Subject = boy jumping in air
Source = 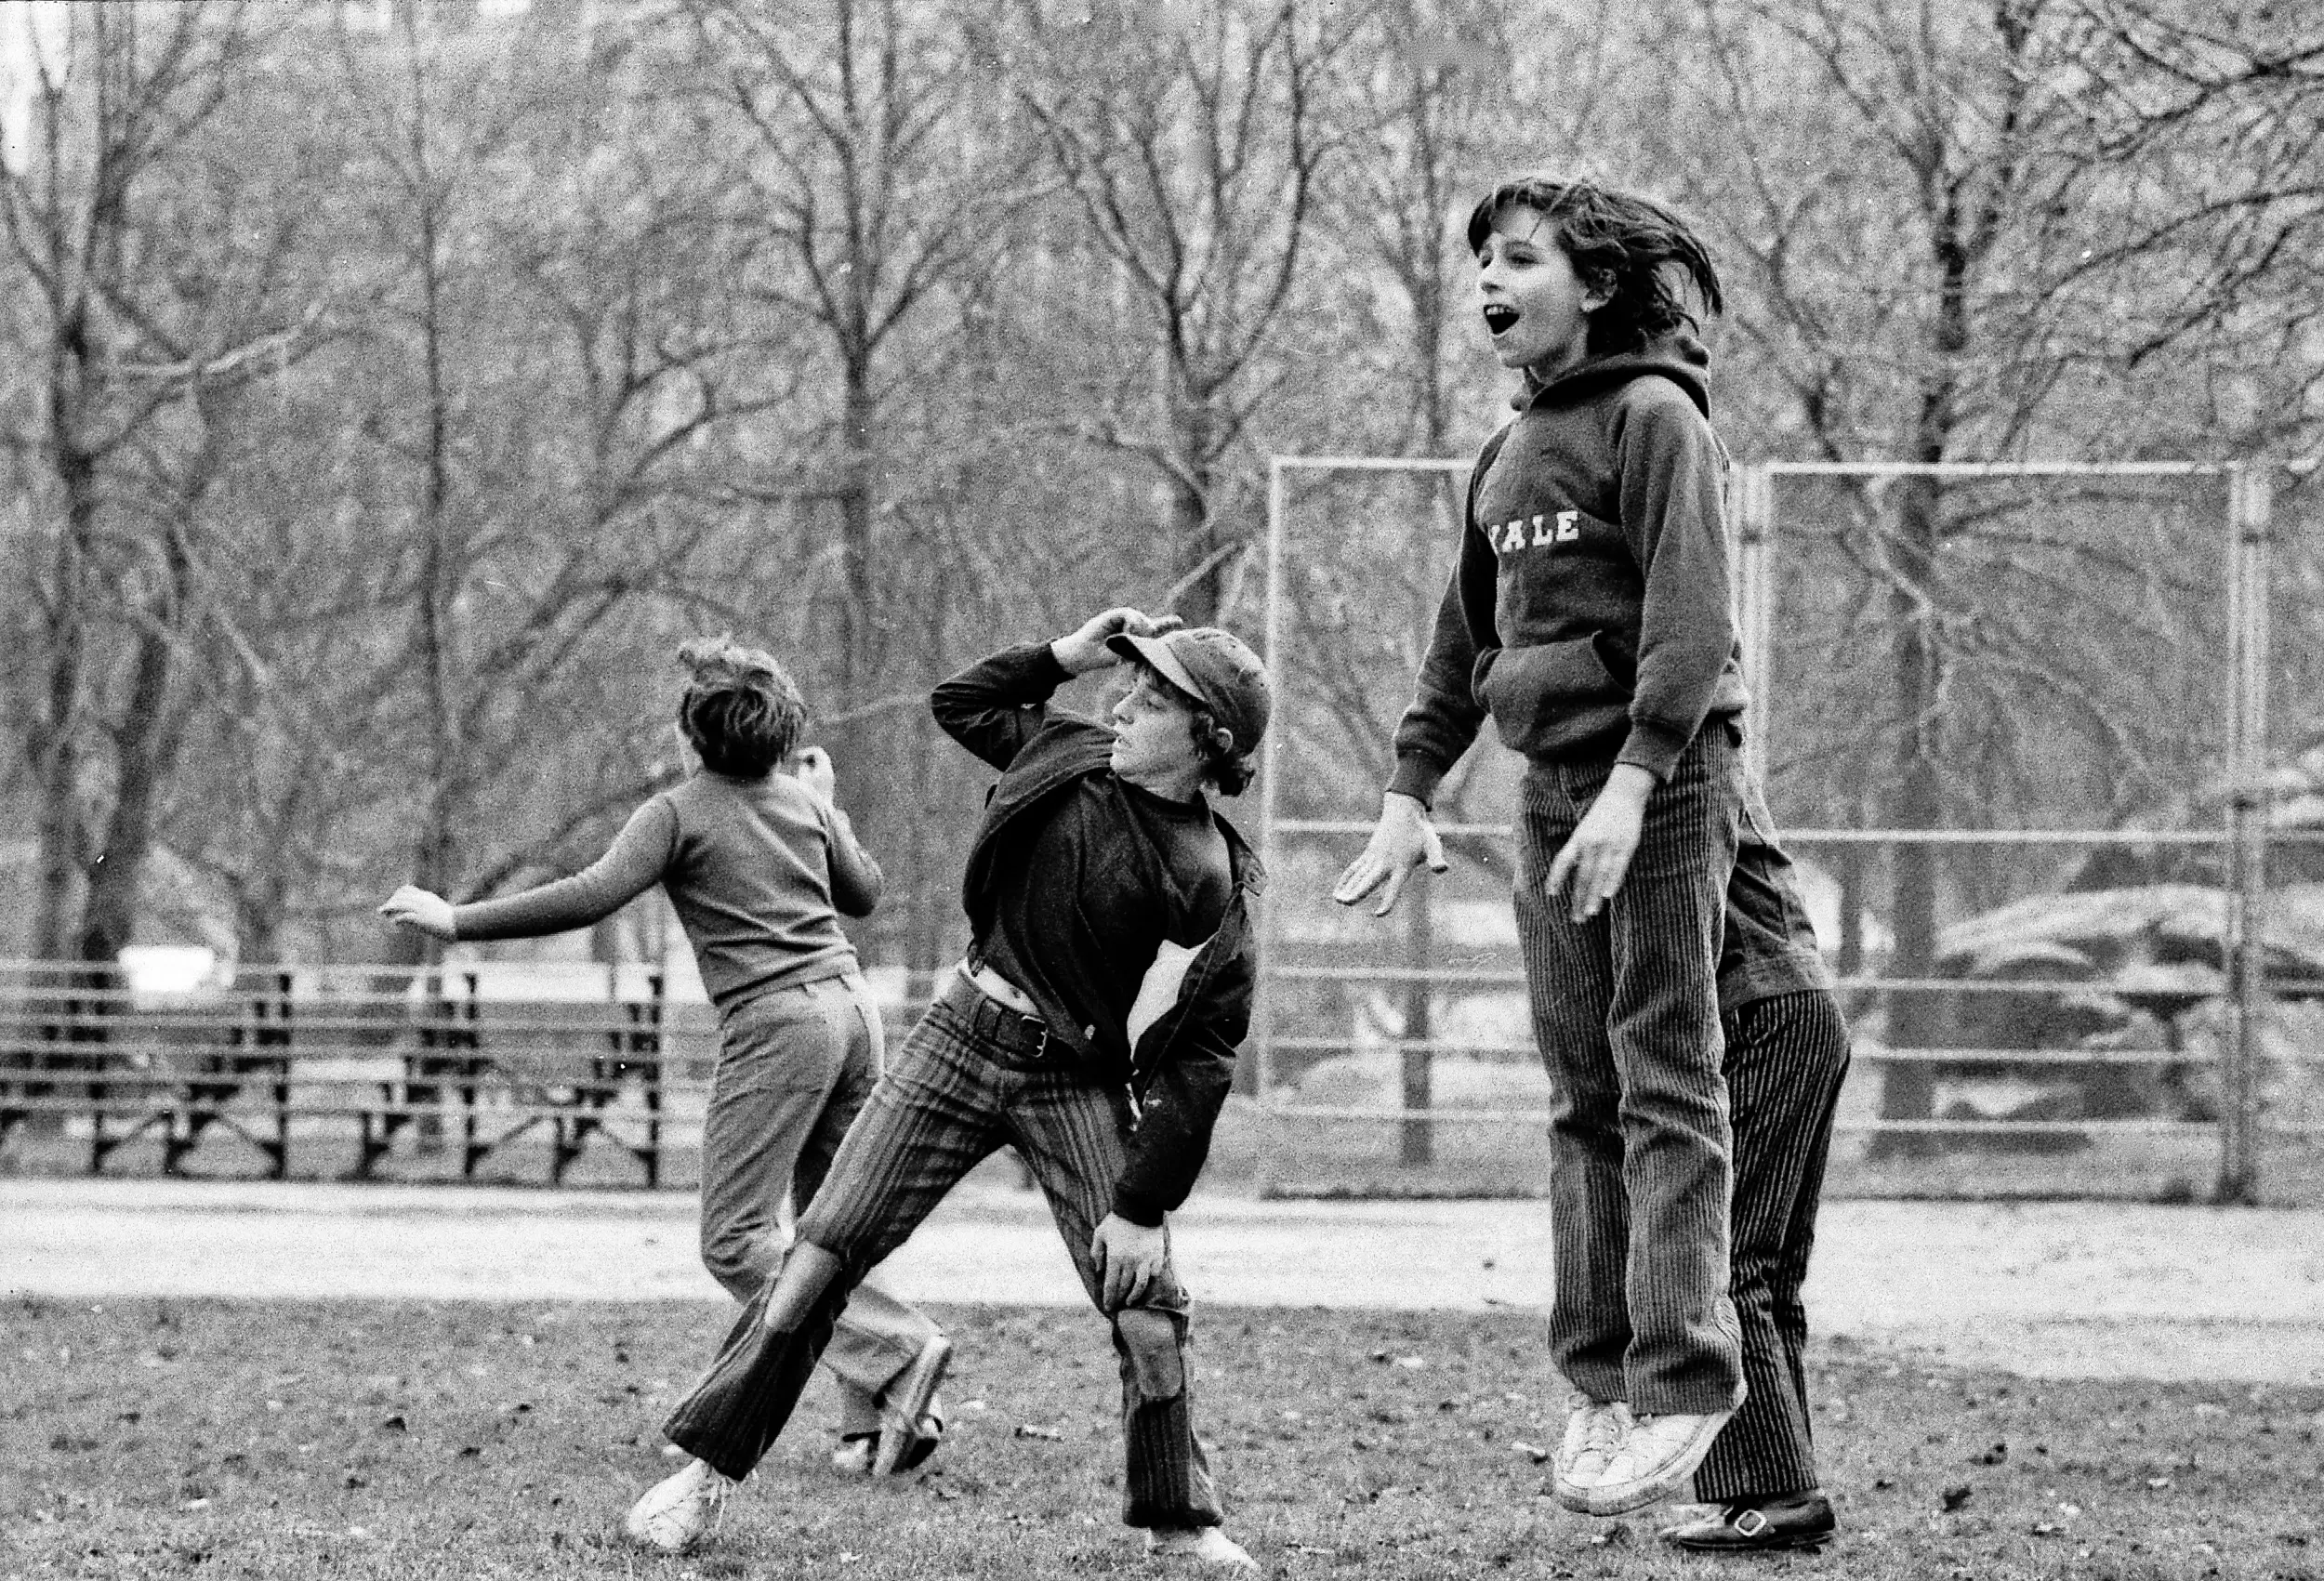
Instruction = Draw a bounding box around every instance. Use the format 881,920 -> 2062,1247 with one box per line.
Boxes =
1337,176 -> 1848,1547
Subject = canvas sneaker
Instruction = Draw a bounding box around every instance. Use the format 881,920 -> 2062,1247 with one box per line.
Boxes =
1585,1408 -> 1735,1517
1146,1524 -> 1261,1573
623,1454 -> 733,1553
1552,1393 -> 1633,1511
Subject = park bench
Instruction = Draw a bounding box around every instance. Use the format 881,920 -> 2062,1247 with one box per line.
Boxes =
0,960 -> 718,1186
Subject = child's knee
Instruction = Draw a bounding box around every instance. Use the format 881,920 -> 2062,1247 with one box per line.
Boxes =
699,1223 -> 775,1301
1111,1307 -> 1185,1403
760,1240 -> 847,1334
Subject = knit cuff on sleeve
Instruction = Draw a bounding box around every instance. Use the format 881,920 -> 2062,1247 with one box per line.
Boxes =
1384,752 -> 1450,808
1616,718 -> 1693,783
1108,1183 -> 1169,1229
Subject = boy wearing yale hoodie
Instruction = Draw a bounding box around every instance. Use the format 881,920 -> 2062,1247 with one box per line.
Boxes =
1336,175 -> 1847,1549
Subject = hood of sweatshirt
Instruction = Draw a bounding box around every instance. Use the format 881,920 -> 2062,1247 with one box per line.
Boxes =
1515,332 -> 1712,418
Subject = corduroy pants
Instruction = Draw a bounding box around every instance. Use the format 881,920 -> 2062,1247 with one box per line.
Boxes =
663,970 -> 1222,1530
1694,988 -> 1852,1500
1514,724 -> 1745,1416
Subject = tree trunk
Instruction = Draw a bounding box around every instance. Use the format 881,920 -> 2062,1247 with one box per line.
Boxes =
828,358 -> 881,815
1871,472 -> 1948,1156
74,588 -> 183,965
1165,371 -> 1222,626
402,125 -> 456,973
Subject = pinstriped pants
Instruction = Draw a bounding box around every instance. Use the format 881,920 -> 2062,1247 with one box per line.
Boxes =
662,971 -> 1222,1530
1514,724 -> 1745,1416
1696,989 -> 1852,1501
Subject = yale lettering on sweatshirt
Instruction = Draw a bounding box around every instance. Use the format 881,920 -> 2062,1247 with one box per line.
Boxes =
1487,508 -> 1583,555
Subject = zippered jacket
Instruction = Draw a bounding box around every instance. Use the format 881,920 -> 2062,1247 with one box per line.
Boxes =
1389,334 -> 1749,803
932,642 -> 1267,1226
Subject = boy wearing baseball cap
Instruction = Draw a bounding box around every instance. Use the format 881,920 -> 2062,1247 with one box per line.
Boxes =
627,608 -> 1269,1574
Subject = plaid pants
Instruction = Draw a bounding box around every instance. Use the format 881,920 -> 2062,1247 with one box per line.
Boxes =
663,970 -> 1222,1529
1514,724 -> 1745,1416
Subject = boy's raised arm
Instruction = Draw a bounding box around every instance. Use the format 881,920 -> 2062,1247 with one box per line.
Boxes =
930,608 -> 1180,771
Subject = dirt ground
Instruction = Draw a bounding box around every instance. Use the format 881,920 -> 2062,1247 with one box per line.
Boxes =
6,1176 -> 2320,1385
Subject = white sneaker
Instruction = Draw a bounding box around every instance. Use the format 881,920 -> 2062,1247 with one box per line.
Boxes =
623,1455 -> 733,1553
1146,1524 -> 1261,1573
1584,1408 -> 1734,1517
1551,1393 -> 1632,1512
830,1434 -> 876,1476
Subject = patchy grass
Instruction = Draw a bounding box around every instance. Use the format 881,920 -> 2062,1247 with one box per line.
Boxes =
2,1297 -> 2317,1579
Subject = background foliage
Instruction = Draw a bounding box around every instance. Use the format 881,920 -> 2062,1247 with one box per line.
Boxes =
2,0 -> 2317,982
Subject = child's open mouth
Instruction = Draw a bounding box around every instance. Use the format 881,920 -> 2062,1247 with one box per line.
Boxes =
1483,304 -> 1520,335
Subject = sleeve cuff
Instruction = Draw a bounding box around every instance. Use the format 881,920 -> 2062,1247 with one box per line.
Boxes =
1108,1184 -> 1169,1228
1385,753 -> 1448,808
1616,718 -> 1693,783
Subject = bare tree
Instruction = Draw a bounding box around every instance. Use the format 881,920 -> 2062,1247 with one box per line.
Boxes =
321,5 -> 794,965
681,0 -> 1021,781
0,1 -> 325,968
1000,0 -> 1359,626
1669,0 -> 2324,1154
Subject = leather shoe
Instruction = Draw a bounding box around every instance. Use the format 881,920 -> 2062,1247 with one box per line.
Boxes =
1658,1490 -> 1836,1552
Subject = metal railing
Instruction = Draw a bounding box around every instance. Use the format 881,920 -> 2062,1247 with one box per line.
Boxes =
1255,455 -> 2300,1202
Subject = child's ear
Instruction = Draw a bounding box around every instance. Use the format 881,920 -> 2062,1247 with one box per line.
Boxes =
1581,271 -> 1615,314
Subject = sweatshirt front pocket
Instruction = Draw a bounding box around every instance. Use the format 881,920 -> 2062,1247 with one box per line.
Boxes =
1478,635 -> 1633,760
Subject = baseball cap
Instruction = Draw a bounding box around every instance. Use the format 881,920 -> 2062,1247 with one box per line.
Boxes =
1106,626 -> 1273,755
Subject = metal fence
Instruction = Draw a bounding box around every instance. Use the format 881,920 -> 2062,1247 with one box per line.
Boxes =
1249,455 -> 2324,1204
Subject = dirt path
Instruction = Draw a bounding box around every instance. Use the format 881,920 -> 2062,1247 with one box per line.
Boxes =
6,1179 -> 2319,1385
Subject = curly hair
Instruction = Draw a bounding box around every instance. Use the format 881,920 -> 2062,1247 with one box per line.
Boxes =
1136,663 -> 1254,797
1464,175 -> 1723,356
675,636 -> 806,779
1191,702 -> 1255,797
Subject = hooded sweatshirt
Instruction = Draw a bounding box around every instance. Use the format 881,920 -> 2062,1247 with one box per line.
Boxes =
1388,334 -> 1749,802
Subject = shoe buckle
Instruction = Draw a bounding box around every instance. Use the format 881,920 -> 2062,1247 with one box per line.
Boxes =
1731,1508 -> 1770,1537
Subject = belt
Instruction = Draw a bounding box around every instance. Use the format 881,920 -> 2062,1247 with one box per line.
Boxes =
945,963 -> 1055,1063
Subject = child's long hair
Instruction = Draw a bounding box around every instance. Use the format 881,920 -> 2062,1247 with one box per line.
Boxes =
1465,176 -> 1723,356
1133,661 -> 1255,797
676,637 -> 806,779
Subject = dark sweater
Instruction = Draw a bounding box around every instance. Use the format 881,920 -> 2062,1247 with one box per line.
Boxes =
452,772 -> 880,1010
932,642 -> 1264,1227
980,774 -> 1231,1063
1389,334 -> 1749,800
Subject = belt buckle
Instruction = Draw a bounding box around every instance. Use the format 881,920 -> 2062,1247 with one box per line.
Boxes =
1016,1013 -> 1050,1061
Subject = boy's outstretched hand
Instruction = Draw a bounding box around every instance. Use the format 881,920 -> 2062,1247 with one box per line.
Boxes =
1331,792 -> 1448,917
1051,607 -> 1182,676
377,884 -> 456,941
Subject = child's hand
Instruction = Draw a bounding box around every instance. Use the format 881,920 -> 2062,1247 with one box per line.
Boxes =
1331,793 -> 1448,916
1545,765 -> 1656,922
1051,607 -> 1183,676
1089,1212 -> 1169,1310
376,885 -> 456,941
793,745 -> 836,804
